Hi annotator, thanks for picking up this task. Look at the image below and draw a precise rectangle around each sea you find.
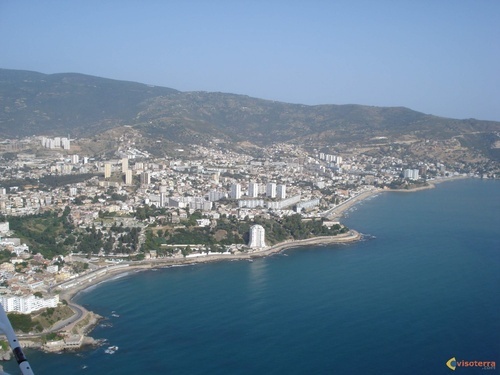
[4,179,499,375]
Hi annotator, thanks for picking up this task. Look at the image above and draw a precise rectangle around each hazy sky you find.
[1,1,499,121]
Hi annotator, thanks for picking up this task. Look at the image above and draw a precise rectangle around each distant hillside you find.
[0,68,178,136]
[136,92,498,144]
[1,68,499,159]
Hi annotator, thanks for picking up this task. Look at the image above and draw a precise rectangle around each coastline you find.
[326,187,382,220]
[384,175,469,193]
[61,230,362,300]
[49,229,361,341]
[31,174,471,348]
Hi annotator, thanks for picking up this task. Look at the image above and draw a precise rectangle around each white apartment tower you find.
[248,182,259,198]
[61,137,70,150]
[248,224,266,248]
[104,163,112,179]
[403,169,419,180]
[230,183,242,199]
[122,158,129,173]
[266,183,276,198]
[277,184,286,199]
[141,172,151,185]
[209,190,226,202]
[125,169,133,185]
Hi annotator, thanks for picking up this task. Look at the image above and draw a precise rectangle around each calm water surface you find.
[6,179,499,375]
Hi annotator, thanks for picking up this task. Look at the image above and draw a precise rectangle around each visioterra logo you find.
[446,357,496,371]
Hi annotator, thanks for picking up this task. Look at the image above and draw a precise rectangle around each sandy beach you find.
[326,187,383,220]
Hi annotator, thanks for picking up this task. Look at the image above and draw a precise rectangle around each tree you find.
[63,235,76,245]
[73,196,84,205]
[7,313,40,333]
[181,246,192,257]
[103,236,115,253]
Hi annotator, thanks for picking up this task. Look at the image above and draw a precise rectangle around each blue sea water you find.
[5,179,499,374]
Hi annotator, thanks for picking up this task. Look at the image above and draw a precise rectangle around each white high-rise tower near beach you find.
[248,224,266,248]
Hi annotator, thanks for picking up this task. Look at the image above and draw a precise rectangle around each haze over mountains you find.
[1,68,499,160]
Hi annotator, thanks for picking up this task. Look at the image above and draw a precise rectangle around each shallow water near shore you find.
[7,179,499,374]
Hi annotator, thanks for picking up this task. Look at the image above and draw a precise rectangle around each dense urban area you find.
[0,132,497,353]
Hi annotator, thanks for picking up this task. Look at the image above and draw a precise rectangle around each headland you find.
[20,228,360,352]
[18,175,469,352]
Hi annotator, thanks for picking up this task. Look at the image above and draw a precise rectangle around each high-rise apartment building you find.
[248,182,259,198]
[141,172,151,185]
[125,169,133,185]
[208,190,226,202]
[403,169,419,180]
[266,183,276,198]
[248,224,266,248]
[104,163,112,179]
[277,184,286,199]
[230,183,241,199]
[61,137,70,150]
[122,158,129,173]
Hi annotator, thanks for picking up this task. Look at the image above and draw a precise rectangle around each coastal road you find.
[321,188,379,219]
[16,300,87,340]
[49,301,86,333]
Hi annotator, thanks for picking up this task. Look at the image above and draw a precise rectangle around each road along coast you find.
[23,176,469,351]
[326,188,382,220]
[39,230,361,345]
[324,176,469,220]
[61,230,362,299]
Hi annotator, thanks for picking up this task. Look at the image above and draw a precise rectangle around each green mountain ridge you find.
[1,68,499,160]
[0,68,178,136]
